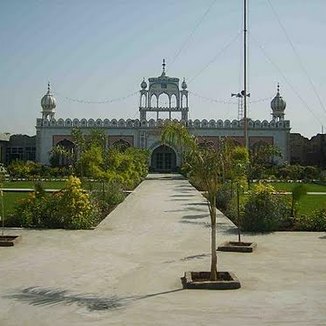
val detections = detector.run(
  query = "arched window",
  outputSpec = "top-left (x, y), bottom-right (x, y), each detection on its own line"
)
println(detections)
top-left (150, 94), bottom-right (157, 108)
top-left (141, 94), bottom-right (146, 107)
top-left (50, 139), bottom-right (75, 167)
top-left (182, 94), bottom-right (188, 108)
top-left (112, 139), bottom-right (131, 151)
top-left (170, 94), bottom-right (177, 107)
top-left (158, 93), bottom-right (169, 108)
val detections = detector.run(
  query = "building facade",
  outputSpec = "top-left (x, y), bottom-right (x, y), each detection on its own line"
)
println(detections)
top-left (0, 133), bottom-right (36, 164)
top-left (290, 133), bottom-right (326, 167)
top-left (36, 62), bottom-right (291, 171)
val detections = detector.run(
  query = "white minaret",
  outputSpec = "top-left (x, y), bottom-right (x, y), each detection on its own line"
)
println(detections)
top-left (271, 83), bottom-right (286, 121)
top-left (41, 82), bottom-right (56, 120)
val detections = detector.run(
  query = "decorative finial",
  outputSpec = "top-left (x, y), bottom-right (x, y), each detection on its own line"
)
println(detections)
top-left (277, 83), bottom-right (280, 94)
top-left (47, 81), bottom-right (50, 93)
top-left (162, 58), bottom-right (166, 74)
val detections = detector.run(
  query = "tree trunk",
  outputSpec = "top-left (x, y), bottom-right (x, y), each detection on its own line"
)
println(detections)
top-left (237, 183), bottom-right (241, 243)
top-left (210, 203), bottom-right (218, 281)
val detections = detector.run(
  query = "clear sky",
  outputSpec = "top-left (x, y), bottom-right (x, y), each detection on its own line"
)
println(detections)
top-left (1, 0), bottom-right (325, 138)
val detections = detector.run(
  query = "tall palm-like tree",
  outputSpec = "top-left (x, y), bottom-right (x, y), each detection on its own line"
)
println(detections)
top-left (161, 121), bottom-right (225, 281)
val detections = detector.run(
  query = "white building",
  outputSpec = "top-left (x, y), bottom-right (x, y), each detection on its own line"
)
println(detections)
top-left (36, 62), bottom-right (290, 171)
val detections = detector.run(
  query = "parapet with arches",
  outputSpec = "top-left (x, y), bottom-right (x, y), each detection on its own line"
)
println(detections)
top-left (37, 117), bottom-right (290, 129)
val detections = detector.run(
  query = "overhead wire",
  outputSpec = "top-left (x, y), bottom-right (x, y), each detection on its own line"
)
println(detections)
top-left (251, 34), bottom-right (322, 124)
top-left (189, 90), bottom-right (271, 105)
top-left (168, 0), bottom-right (217, 69)
top-left (189, 31), bottom-right (242, 84)
top-left (267, 0), bottom-right (326, 116)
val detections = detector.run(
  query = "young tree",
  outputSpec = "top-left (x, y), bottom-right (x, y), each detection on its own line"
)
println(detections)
top-left (161, 121), bottom-right (225, 281)
top-left (228, 146), bottom-right (249, 242)
top-left (0, 168), bottom-right (5, 236)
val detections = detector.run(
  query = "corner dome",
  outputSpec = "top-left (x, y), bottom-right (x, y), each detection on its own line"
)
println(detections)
top-left (181, 78), bottom-right (187, 89)
top-left (41, 82), bottom-right (56, 111)
top-left (141, 78), bottom-right (147, 89)
top-left (271, 84), bottom-right (286, 111)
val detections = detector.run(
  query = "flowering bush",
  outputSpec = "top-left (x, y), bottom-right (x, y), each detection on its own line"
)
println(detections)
top-left (16, 176), bottom-right (100, 229)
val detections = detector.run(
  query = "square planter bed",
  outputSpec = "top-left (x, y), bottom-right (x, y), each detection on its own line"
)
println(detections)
top-left (181, 271), bottom-right (241, 290)
top-left (217, 241), bottom-right (257, 253)
top-left (0, 235), bottom-right (21, 247)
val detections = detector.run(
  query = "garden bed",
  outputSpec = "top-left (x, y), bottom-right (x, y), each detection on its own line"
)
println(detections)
top-left (181, 271), bottom-right (241, 290)
top-left (0, 235), bottom-right (21, 247)
top-left (217, 241), bottom-right (257, 253)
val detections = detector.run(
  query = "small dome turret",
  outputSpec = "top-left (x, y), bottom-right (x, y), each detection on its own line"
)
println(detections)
top-left (141, 78), bottom-right (147, 89)
top-left (41, 82), bottom-right (56, 119)
top-left (41, 82), bottom-right (56, 111)
top-left (271, 83), bottom-right (286, 111)
top-left (181, 78), bottom-right (187, 89)
top-left (271, 83), bottom-right (286, 121)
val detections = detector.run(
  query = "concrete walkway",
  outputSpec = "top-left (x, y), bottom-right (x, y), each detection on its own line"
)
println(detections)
top-left (0, 174), bottom-right (325, 325)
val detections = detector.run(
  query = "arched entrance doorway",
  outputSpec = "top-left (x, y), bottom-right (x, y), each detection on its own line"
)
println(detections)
top-left (151, 145), bottom-right (177, 172)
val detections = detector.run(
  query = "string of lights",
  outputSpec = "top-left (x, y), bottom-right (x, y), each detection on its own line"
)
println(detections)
top-left (54, 90), bottom-right (139, 104)
top-left (53, 86), bottom-right (271, 109)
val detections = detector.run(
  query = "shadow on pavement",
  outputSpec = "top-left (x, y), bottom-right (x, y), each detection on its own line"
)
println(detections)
top-left (146, 175), bottom-right (185, 181)
top-left (179, 220), bottom-right (210, 227)
top-left (5, 287), bottom-right (184, 312)
top-left (182, 214), bottom-right (208, 220)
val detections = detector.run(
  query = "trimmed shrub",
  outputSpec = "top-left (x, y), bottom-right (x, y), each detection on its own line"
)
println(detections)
top-left (88, 180), bottom-right (125, 216)
top-left (242, 183), bottom-right (291, 232)
top-left (294, 208), bottom-right (326, 231)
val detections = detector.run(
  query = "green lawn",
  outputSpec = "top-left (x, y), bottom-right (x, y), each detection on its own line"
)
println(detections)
top-left (1, 192), bottom-right (30, 217)
top-left (2, 180), bottom-right (66, 189)
top-left (297, 195), bottom-right (326, 215)
top-left (0, 181), bottom-right (65, 220)
top-left (252, 182), bottom-right (326, 216)
top-left (260, 182), bottom-right (326, 192)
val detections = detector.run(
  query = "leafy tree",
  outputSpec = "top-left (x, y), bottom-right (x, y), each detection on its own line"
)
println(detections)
top-left (79, 145), bottom-right (104, 179)
top-left (249, 143), bottom-right (281, 181)
top-left (49, 145), bottom-right (73, 167)
top-left (71, 127), bottom-right (149, 189)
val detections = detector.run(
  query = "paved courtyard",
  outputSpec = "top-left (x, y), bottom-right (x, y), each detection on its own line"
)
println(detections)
top-left (0, 174), bottom-right (325, 325)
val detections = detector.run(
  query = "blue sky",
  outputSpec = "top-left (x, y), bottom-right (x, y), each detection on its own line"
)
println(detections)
top-left (1, 0), bottom-right (325, 138)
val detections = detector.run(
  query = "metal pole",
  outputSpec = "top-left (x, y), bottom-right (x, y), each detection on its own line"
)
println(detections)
top-left (243, 0), bottom-right (248, 149)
